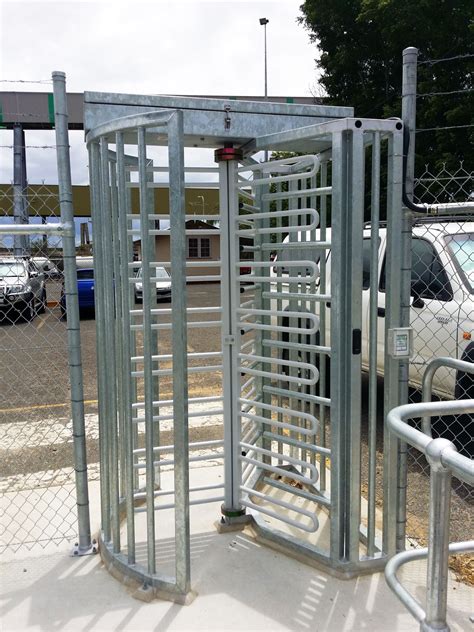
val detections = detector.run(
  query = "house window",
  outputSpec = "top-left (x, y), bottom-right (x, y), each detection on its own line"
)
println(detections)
top-left (187, 237), bottom-right (211, 258)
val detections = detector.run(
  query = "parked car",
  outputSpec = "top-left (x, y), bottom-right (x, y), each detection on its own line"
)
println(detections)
top-left (60, 268), bottom-right (95, 318)
top-left (134, 265), bottom-right (172, 302)
top-left (32, 257), bottom-right (61, 279)
top-left (0, 257), bottom-right (46, 321)
top-left (270, 219), bottom-right (474, 400)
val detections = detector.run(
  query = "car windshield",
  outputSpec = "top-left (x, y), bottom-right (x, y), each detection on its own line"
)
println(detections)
top-left (134, 266), bottom-right (169, 279)
top-left (446, 233), bottom-right (474, 293)
top-left (0, 262), bottom-right (26, 277)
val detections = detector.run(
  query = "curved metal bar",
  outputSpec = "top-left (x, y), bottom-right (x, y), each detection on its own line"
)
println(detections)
top-left (86, 109), bottom-right (175, 145)
top-left (387, 399), bottom-right (474, 454)
top-left (237, 154), bottom-right (321, 187)
top-left (384, 541), bottom-right (474, 625)
top-left (422, 357), bottom-right (474, 436)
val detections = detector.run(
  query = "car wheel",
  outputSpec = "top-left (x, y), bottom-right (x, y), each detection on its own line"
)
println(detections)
top-left (38, 289), bottom-right (47, 314)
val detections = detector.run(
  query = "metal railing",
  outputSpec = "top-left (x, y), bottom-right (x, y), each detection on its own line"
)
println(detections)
top-left (385, 393), bottom-right (474, 632)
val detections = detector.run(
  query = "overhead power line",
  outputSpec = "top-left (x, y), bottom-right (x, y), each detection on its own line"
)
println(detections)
top-left (415, 124), bottom-right (474, 133)
top-left (0, 79), bottom-right (52, 84)
top-left (418, 53), bottom-right (474, 65)
top-left (417, 88), bottom-right (474, 98)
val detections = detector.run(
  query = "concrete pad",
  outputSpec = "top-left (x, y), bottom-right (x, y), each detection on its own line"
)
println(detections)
top-left (1, 473), bottom-right (472, 632)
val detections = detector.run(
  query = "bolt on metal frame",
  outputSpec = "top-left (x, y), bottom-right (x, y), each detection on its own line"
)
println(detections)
top-left (85, 92), bottom-right (407, 596)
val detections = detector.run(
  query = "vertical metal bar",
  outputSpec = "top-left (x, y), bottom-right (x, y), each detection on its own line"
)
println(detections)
top-left (288, 177), bottom-right (298, 461)
top-left (347, 127), bottom-right (364, 562)
top-left (307, 172), bottom-right (317, 467)
top-left (138, 126), bottom-right (156, 575)
top-left (329, 130), bottom-right (348, 563)
top-left (383, 129), bottom-right (404, 556)
top-left (275, 180), bottom-right (284, 464)
top-left (319, 161), bottom-right (328, 492)
top-left (125, 165), bottom-right (140, 492)
top-left (147, 158), bottom-right (161, 490)
top-left (52, 71), bottom-right (91, 552)
top-left (99, 137), bottom-right (120, 554)
top-left (116, 132), bottom-right (136, 564)
top-left (109, 157), bottom-right (126, 501)
top-left (402, 47), bottom-right (418, 201)
top-left (425, 448), bottom-right (452, 630)
top-left (89, 140), bottom-right (110, 542)
top-left (398, 47), bottom-right (418, 553)
top-left (367, 133), bottom-right (381, 557)
top-left (255, 173), bottom-right (271, 464)
top-left (13, 123), bottom-right (29, 257)
top-left (219, 156), bottom-right (244, 518)
top-left (167, 111), bottom-right (191, 595)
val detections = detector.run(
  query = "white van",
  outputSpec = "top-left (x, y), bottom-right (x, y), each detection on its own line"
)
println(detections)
top-left (270, 219), bottom-right (474, 399)
top-left (32, 256), bottom-right (61, 279)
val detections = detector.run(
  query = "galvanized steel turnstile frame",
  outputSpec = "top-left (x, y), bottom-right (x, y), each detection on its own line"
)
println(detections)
top-left (87, 110), bottom-right (192, 601)
top-left (218, 118), bottom-right (405, 576)
top-left (85, 91), bottom-right (405, 598)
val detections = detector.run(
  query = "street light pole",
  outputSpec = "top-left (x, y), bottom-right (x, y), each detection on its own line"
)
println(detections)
top-left (259, 17), bottom-right (269, 101)
top-left (259, 17), bottom-right (269, 162)
top-left (197, 195), bottom-right (205, 215)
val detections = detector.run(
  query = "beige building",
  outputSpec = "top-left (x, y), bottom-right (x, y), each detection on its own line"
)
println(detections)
top-left (134, 219), bottom-right (220, 281)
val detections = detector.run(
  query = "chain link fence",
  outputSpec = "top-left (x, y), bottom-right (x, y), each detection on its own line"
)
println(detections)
top-left (0, 184), bottom-right (96, 553)
top-left (404, 163), bottom-right (473, 562)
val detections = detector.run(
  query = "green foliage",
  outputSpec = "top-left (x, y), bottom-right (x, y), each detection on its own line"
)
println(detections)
top-left (298, 0), bottom-right (473, 172)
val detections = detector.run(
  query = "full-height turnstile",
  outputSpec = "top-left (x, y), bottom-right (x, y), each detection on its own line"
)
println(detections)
top-left (85, 94), bottom-right (404, 601)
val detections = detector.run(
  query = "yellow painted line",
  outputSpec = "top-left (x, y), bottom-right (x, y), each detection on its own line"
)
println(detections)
top-left (0, 389), bottom-right (216, 415)
top-left (36, 316), bottom-right (46, 331)
top-left (0, 399), bottom-right (98, 414)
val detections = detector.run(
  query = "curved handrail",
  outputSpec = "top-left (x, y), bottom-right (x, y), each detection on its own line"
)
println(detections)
top-left (386, 398), bottom-right (474, 631)
top-left (421, 356), bottom-right (474, 436)
top-left (385, 541), bottom-right (474, 624)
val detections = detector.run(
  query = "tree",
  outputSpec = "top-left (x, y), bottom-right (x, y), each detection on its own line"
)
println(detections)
top-left (298, 0), bottom-right (473, 174)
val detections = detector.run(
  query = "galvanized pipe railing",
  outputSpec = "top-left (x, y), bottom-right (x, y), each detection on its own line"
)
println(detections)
top-left (421, 357), bottom-right (474, 436)
top-left (386, 399), bottom-right (474, 632)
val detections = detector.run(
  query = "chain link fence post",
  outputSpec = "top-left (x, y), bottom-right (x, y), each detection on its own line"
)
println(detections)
top-left (397, 46), bottom-right (418, 552)
top-left (52, 71), bottom-right (92, 554)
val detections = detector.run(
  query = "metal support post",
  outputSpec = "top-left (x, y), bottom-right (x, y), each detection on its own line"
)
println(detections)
top-left (52, 71), bottom-right (93, 555)
top-left (347, 127), bottom-right (364, 561)
top-left (13, 124), bottom-right (29, 257)
top-left (217, 147), bottom-right (246, 526)
top-left (397, 46), bottom-right (418, 552)
top-left (329, 130), bottom-right (349, 563)
top-left (423, 439), bottom-right (453, 632)
top-left (383, 125), bottom-right (405, 556)
top-left (168, 110), bottom-right (191, 596)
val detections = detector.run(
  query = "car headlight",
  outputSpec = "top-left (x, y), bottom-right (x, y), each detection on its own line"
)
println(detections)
top-left (7, 285), bottom-right (25, 295)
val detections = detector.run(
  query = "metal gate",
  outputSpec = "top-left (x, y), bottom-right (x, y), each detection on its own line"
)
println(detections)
top-left (85, 93), bottom-right (405, 600)
top-left (218, 119), bottom-right (405, 574)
